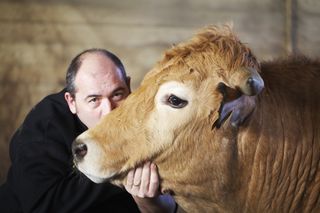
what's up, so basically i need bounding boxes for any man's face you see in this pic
[65,53,130,128]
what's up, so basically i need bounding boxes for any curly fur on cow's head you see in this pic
[143,25,263,94]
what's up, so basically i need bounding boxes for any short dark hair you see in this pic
[65,48,127,96]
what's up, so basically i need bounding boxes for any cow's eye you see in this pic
[167,95,188,108]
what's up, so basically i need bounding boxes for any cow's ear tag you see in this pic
[214,82,256,129]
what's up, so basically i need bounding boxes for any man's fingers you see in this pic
[124,169,136,195]
[140,161,151,194]
[124,163,160,198]
[133,166,142,186]
[126,169,134,186]
[148,163,159,197]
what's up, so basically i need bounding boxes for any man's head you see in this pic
[65,49,131,128]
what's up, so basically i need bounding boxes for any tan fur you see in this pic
[74,26,320,212]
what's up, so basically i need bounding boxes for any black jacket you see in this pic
[0,89,140,213]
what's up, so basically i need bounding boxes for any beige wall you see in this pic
[0,0,319,183]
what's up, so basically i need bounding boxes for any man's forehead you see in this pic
[74,73,127,98]
[72,52,128,94]
[79,53,125,79]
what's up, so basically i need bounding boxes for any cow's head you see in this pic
[72,25,264,208]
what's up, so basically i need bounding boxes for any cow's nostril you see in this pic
[72,142,88,161]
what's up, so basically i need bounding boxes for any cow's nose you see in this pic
[72,141,88,161]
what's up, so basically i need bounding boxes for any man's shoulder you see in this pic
[24,89,77,126]
[16,89,77,136]
[10,89,84,155]
[16,89,70,129]
[33,89,69,117]
[23,89,81,131]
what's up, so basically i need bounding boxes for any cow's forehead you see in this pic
[142,59,211,89]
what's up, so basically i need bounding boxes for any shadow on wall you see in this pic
[0,64,39,184]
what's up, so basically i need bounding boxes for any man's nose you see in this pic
[101,99,115,116]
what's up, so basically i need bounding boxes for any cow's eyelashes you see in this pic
[167,95,188,108]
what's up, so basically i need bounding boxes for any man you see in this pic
[0,48,176,212]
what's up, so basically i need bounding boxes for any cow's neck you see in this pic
[238,90,320,212]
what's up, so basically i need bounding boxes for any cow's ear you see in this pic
[213,83,255,128]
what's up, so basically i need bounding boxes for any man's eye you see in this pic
[167,95,188,108]
[114,92,123,97]
[113,92,125,101]
[89,98,97,103]
[88,98,101,107]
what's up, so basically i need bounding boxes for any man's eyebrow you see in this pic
[113,87,126,93]
[84,87,126,100]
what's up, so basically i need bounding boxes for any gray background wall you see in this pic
[0,0,319,184]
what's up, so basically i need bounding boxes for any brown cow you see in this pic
[72,25,320,212]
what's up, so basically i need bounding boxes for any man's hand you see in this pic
[125,161,159,197]
[124,161,176,213]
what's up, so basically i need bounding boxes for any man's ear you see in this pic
[64,92,77,114]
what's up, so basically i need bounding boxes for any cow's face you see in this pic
[72,26,264,190]
[71,61,220,184]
